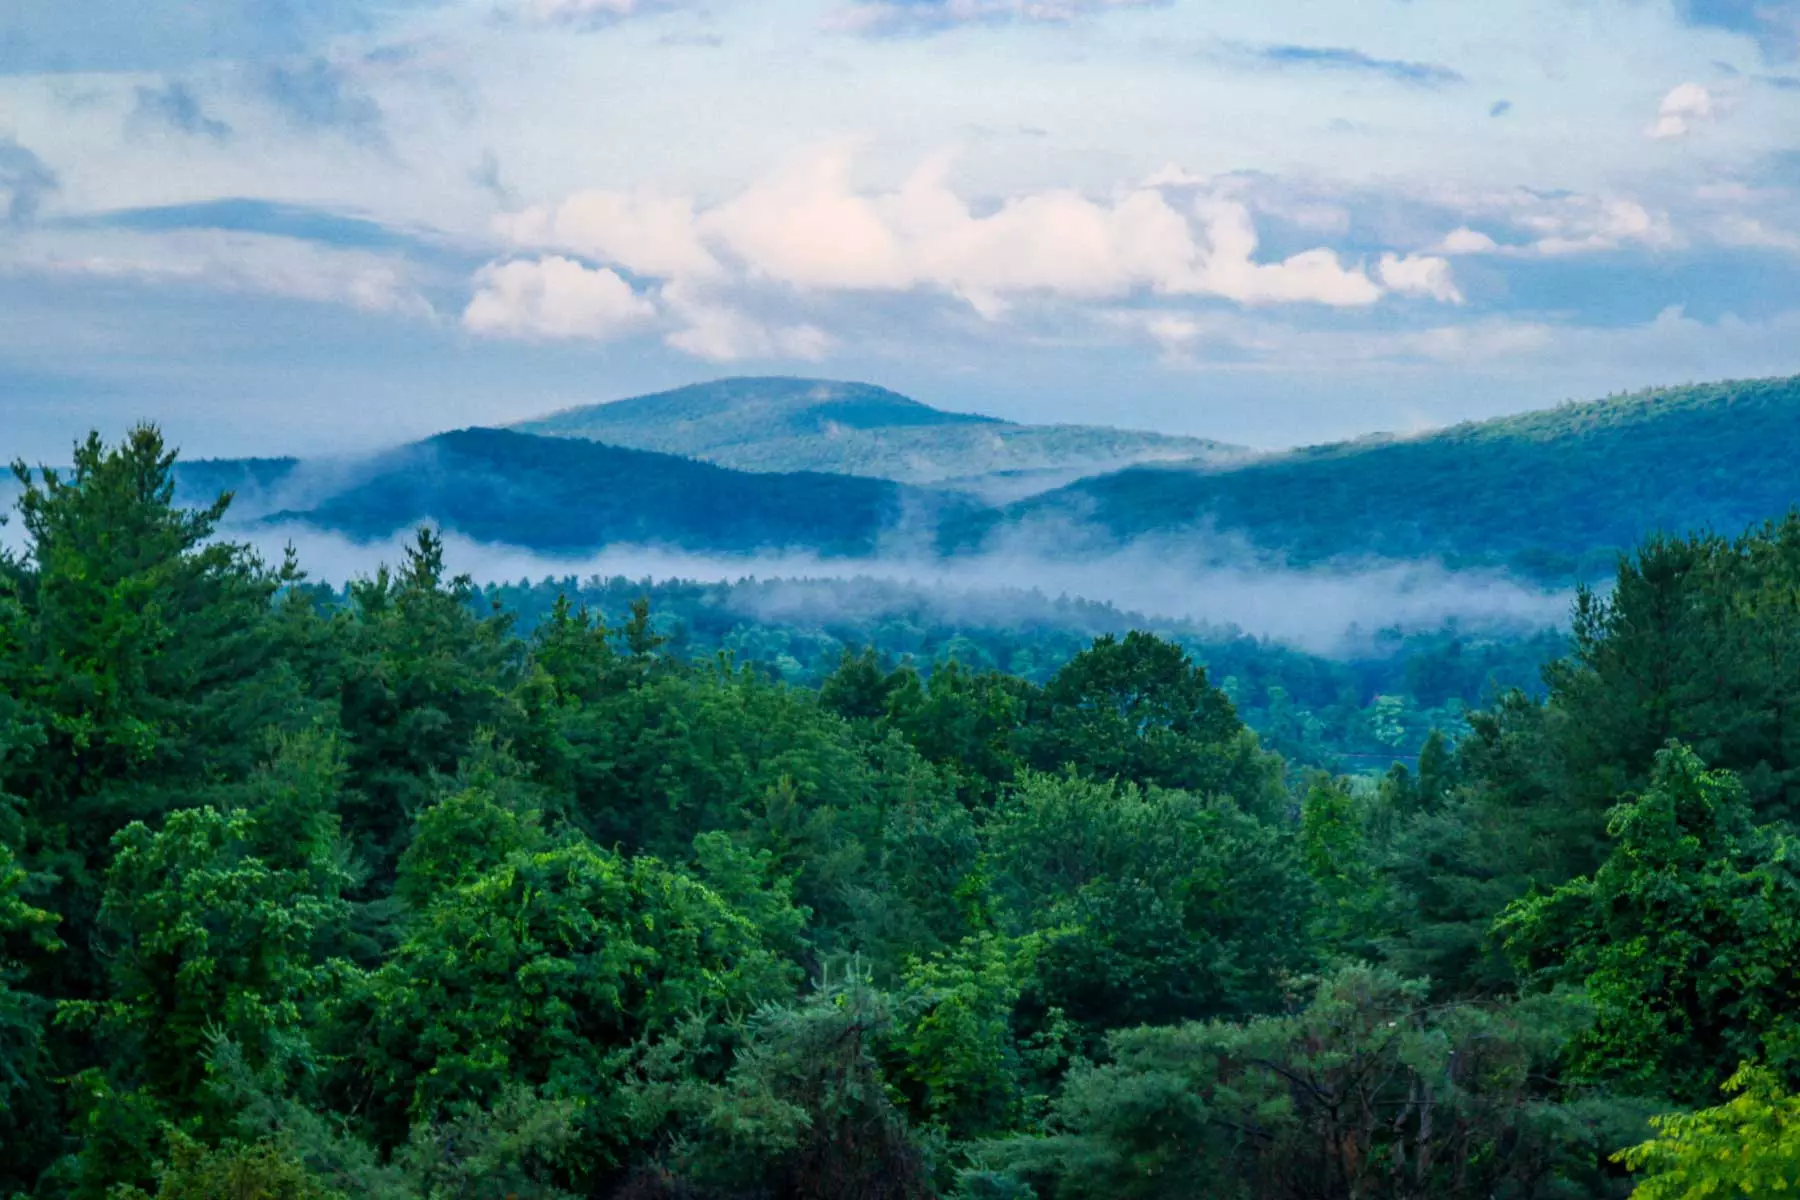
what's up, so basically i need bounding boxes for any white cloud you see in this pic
[462,255,655,339]
[498,190,721,279]
[1647,83,1716,140]
[1437,227,1500,255]
[2,227,434,316]
[490,149,1402,329]
[1378,252,1462,303]
[660,281,832,361]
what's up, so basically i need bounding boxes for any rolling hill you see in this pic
[974,375,1800,580]
[258,427,962,556]
[511,376,1246,493]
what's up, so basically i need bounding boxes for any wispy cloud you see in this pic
[1489,99,1513,117]
[1250,43,1464,88]
[0,137,57,223]
[1676,0,1800,63]
[261,57,384,143]
[829,0,1162,36]
[131,80,232,140]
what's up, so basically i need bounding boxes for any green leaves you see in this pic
[1619,1064,1800,1197]
[1500,744,1800,1101]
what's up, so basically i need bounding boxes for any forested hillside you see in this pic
[476,574,1565,773]
[512,377,1244,490]
[8,428,1800,1198]
[985,375,1800,581]
[263,427,962,556]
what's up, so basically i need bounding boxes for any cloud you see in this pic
[495,150,1404,327]
[131,81,232,140]
[0,137,56,223]
[497,190,722,279]
[1250,43,1464,87]
[261,57,384,143]
[1677,0,1800,63]
[1425,187,1676,256]
[511,0,678,26]
[660,282,832,361]
[828,0,1161,36]
[1436,227,1501,255]
[1489,99,1513,117]
[1,226,435,315]
[1378,252,1463,303]
[462,256,655,340]
[1647,82,1719,138]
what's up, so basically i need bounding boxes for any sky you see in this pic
[1,0,1798,460]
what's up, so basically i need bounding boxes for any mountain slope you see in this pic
[264,427,962,556]
[513,376,1246,489]
[983,376,1800,579]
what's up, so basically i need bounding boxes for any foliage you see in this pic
[1617,1063,1800,1197]
[1499,743,1800,1102]
[11,425,1800,1200]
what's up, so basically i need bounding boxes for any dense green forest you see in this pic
[987,375,1800,582]
[472,576,1565,774]
[9,428,1800,1198]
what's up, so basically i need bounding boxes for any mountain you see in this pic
[259,427,963,556]
[976,375,1800,580]
[511,376,1246,493]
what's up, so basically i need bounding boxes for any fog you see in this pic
[255,522,1572,657]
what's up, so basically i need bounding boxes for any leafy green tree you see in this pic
[1617,1063,1800,1197]
[1499,743,1800,1102]
[1025,633,1283,815]
[983,772,1314,1035]
[974,965,1645,1200]
[59,806,354,1193]
[0,841,61,1193]
[355,840,797,1180]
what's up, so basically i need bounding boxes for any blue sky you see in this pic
[1,0,1797,459]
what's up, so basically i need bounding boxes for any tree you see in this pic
[354,839,797,1181]
[1025,633,1283,815]
[1617,1063,1800,1197]
[973,965,1646,1200]
[59,806,353,1194]
[1499,744,1800,1102]
[982,772,1314,1035]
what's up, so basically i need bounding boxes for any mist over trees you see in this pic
[5,427,1800,1197]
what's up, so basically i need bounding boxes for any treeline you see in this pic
[4,429,1800,1198]
[477,576,1565,775]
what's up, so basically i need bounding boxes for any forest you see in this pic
[5,426,1800,1198]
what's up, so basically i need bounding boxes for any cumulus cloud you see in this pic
[829,0,1161,35]
[1647,82,1719,139]
[462,256,655,339]
[1377,252,1463,303]
[1436,227,1501,255]
[489,149,1407,336]
[1425,187,1677,256]
[660,282,833,361]
[497,191,721,279]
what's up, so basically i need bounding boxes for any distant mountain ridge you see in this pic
[26,372,1796,586]
[511,377,1248,493]
[976,375,1800,580]
[257,427,966,556]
